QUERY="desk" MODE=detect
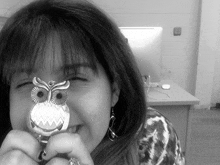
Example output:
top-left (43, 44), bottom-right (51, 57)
top-left (146, 80), bottom-right (199, 153)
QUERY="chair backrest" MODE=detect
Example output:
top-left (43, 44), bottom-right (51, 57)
top-left (138, 107), bottom-right (185, 165)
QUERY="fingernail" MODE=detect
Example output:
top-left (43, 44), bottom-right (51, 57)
top-left (38, 150), bottom-right (46, 161)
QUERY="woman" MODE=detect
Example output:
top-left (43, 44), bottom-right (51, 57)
top-left (0, 0), bottom-right (146, 164)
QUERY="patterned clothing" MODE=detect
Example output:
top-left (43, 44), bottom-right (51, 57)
top-left (138, 107), bottom-right (185, 165)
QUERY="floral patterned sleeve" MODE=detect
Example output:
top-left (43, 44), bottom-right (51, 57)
top-left (138, 107), bottom-right (185, 165)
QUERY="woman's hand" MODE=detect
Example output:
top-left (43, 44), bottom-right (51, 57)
top-left (0, 130), bottom-right (42, 165)
top-left (42, 133), bottom-right (94, 165)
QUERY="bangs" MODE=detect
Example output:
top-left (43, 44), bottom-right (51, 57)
top-left (0, 16), bottom-right (98, 83)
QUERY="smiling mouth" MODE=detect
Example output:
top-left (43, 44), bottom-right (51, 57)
top-left (30, 124), bottom-right (81, 144)
top-left (67, 125), bottom-right (81, 134)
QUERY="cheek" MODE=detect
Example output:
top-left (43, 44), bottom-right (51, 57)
top-left (85, 95), bottom-right (111, 130)
top-left (69, 87), bottom-right (112, 128)
top-left (78, 93), bottom-right (111, 150)
top-left (10, 92), bottom-right (32, 130)
top-left (67, 84), bottom-right (112, 149)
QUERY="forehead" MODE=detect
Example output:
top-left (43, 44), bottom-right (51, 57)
top-left (42, 36), bottom-right (97, 68)
top-left (40, 34), bottom-right (63, 70)
top-left (30, 41), bottom-right (96, 76)
top-left (3, 31), bottom-right (98, 82)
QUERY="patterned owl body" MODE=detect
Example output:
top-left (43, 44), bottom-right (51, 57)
top-left (28, 77), bottom-right (70, 141)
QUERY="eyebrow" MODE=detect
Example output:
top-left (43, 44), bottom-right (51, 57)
top-left (12, 62), bottom-right (97, 76)
top-left (61, 63), bottom-right (96, 71)
top-left (61, 62), bottom-right (99, 75)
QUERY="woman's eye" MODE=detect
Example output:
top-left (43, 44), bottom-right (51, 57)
top-left (67, 73), bottom-right (89, 82)
top-left (67, 75), bottom-right (90, 89)
top-left (16, 81), bottom-right (32, 88)
top-left (69, 76), bottom-right (88, 82)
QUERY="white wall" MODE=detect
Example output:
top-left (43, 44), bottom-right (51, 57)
top-left (209, 0), bottom-right (220, 107)
top-left (212, 54), bottom-right (220, 105)
top-left (195, 0), bottom-right (220, 109)
top-left (0, 0), bottom-right (201, 95)
top-left (0, 0), bottom-right (32, 17)
top-left (93, 0), bottom-right (201, 95)
top-left (2, 0), bottom-right (220, 107)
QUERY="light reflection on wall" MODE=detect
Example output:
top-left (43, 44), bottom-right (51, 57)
top-left (120, 27), bottom-right (163, 82)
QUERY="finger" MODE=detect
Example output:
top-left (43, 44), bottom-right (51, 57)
top-left (45, 157), bottom-right (68, 165)
top-left (0, 149), bottom-right (38, 165)
top-left (0, 130), bottom-right (42, 162)
top-left (43, 133), bottom-right (94, 165)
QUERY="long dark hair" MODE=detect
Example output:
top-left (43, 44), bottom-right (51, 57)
top-left (0, 0), bottom-right (147, 164)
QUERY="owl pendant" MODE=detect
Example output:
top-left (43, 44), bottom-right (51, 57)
top-left (27, 77), bottom-right (70, 143)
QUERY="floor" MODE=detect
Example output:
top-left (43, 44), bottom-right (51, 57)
top-left (185, 109), bottom-right (220, 165)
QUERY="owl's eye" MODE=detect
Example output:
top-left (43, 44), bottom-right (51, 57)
top-left (37, 91), bottom-right (44, 98)
top-left (51, 90), bottom-right (67, 105)
top-left (31, 87), bottom-right (48, 103)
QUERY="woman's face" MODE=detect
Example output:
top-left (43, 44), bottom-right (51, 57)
top-left (9, 39), bottom-right (120, 153)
